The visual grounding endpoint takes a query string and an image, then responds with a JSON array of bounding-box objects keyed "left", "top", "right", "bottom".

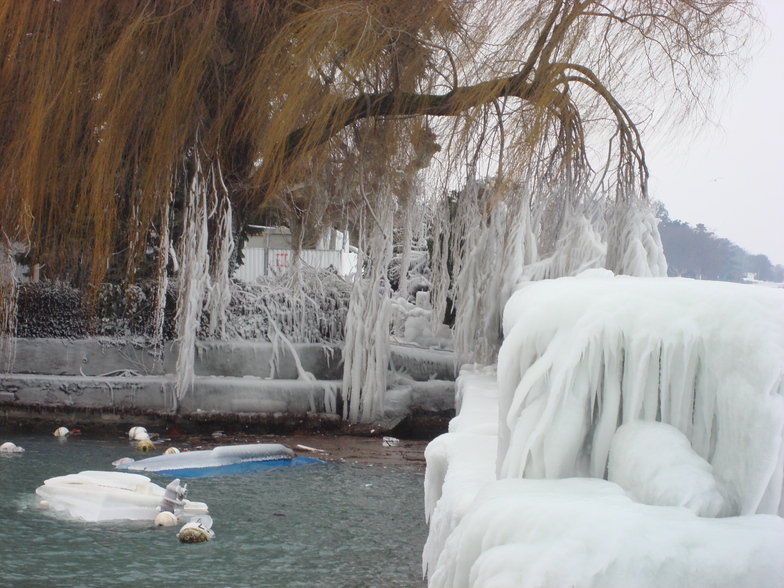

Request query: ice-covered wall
[
  {"left": 422, "top": 366, "right": 499, "bottom": 577},
  {"left": 498, "top": 272, "right": 784, "bottom": 516}
]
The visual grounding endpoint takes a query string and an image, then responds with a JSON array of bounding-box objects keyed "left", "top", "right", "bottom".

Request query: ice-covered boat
[
  {"left": 35, "top": 470, "right": 208, "bottom": 522},
  {"left": 115, "top": 443, "right": 322, "bottom": 478}
]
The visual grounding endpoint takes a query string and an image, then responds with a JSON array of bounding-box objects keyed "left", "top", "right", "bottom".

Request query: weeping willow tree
[{"left": 0, "top": 1, "right": 755, "bottom": 417}]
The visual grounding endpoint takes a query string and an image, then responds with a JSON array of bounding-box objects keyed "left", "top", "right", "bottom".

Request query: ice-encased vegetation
[{"left": 424, "top": 274, "right": 784, "bottom": 586}]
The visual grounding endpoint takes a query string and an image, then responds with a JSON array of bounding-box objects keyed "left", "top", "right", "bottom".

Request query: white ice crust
[{"left": 424, "top": 276, "right": 784, "bottom": 586}]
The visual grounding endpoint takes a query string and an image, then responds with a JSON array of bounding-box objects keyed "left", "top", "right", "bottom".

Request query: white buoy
[
  {"left": 53, "top": 427, "right": 70, "bottom": 438},
  {"left": 0, "top": 441, "right": 24, "bottom": 453},
  {"left": 154, "top": 511, "right": 178, "bottom": 527},
  {"left": 136, "top": 439, "right": 155, "bottom": 452},
  {"left": 164, "top": 447, "right": 180, "bottom": 454},
  {"left": 177, "top": 519, "right": 214, "bottom": 543},
  {"left": 128, "top": 426, "right": 149, "bottom": 441}
]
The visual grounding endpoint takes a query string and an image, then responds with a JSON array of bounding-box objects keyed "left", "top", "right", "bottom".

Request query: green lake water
[{"left": 0, "top": 435, "right": 428, "bottom": 588}]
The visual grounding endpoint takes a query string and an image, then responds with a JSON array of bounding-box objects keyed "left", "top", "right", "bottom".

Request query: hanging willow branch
[{"left": 0, "top": 0, "right": 755, "bottom": 306}]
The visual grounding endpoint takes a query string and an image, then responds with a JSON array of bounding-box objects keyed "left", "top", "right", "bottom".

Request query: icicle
[
  {"left": 173, "top": 153, "right": 211, "bottom": 400},
  {"left": 150, "top": 197, "right": 171, "bottom": 351},
  {"left": 341, "top": 193, "right": 394, "bottom": 423},
  {"left": 204, "top": 163, "right": 234, "bottom": 340},
  {"left": 605, "top": 199, "right": 667, "bottom": 277},
  {"left": 520, "top": 209, "right": 606, "bottom": 282}
]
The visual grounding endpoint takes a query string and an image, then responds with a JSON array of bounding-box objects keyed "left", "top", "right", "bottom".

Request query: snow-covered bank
[{"left": 424, "top": 275, "right": 784, "bottom": 586}]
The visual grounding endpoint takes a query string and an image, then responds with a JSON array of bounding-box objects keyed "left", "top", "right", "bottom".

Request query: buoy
[
  {"left": 164, "top": 447, "right": 180, "bottom": 455},
  {"left": 128, "top": 426, "right": 149, "bottom": 441},
  {"left": 53, "top": 427, "right": 70, "bottom": 437},
  {"left": 39, "top": 500, "right": 50, "bottom": 509},
  {"left": 154, "top": 511, "right": 178, "bottom": 527},
  {"left": 177, "top": 519, "right": 214, "bottom": 543},
  {"left": 137, "top": 439, "right": 155, "bottom": 452},
  {"left": 0, "top": 441, "right": 24, "bottom": 453}
]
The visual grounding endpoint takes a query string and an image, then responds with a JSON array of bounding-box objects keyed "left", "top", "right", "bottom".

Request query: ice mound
[
  {"left": 425, "top": 276, "right": 784, "bottom": 585},
  {"left": 498, "top": 276, "right": 784, "bottom": 516},
  {"left": 608, "top": 421, "right": 724, "bottom": 516},
  {"left": 429, "top": 478, "right": 784, "bottom": 588}
]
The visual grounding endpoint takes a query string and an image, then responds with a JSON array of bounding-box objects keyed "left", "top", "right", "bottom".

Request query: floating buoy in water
[
  {"left": 154, "top": 511, "right": 178, "bottom": 527},
  {"left": 53, "top": 427, "right": 70, "bottom": 438},
  {"left": 0, "top": 441, "right": 24, "bottom": 453},
  {"left": 177, "top": 516, "right": 214, "bottom": 543},
  {"left": 137, "top": 439, "right": 155, "bottom": 452},
  {"left": 164, "top": 447, "right": 180, "bottom": 455},
  {"left": 128, "top": 426, "right": 150, "bottom": 441}
]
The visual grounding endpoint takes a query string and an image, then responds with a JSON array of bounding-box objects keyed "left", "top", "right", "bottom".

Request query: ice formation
[
  {"left": 173, "top": 154, "right": 213, "bottom": 399},
  {"left": 608, "top": 421, "right": 724, "bottom": 517},
  {"left": 424, "top": 275, "right": 784, "bottom": 586},
  {"left": 498, "top": 273, "right": 784, "bottom": 516},
  {"left": 422, "top": 366, "right": 499, "bottom": 578},
  {"left": 429, "top": 478, "right": 784, "bottom": 588},
  {"left": 342, "top": 195, "right": 394, "bottom": 423},
  {"left": 430, "top": 177, "right": 667, "bottom": 367}
]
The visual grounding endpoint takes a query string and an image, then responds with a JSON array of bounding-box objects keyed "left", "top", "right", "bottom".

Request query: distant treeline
[{"left": 657, "top": 205, "right": 784, "bottom": 283}]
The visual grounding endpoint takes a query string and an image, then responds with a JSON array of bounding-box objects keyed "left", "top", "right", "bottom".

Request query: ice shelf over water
[{"left": 424, "top": 274, "right": 784, "bottom": 586}]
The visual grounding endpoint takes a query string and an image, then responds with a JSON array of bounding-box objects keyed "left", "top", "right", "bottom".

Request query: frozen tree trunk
[{"left": 0, "top": 241, "right": 18, "bottom": 372}]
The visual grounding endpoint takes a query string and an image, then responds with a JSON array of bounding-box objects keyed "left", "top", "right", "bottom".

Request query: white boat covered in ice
[
  {"left": 36, "top": 470, "right": 208, "bottom": 522},
  {"left": 115, "top": 443, "right": 321, "bottom": 478}
]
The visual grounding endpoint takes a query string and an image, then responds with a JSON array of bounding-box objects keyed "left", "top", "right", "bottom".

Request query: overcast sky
[{"left": 647, "top": 0, "right": 784, "bottom": 266}]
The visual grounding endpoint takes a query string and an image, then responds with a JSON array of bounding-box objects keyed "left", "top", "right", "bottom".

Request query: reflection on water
[{"left": 0, "top": 435, "right": 427, "bottom": 588}]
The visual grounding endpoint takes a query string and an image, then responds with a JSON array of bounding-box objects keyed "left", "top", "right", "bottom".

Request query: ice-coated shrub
[
  {"left": 223, "top": 268, "right": 351, "bottom": 343},
  {"left": 16, "top": 281, "right": 88, "bottom": 338},
  {"left": 14, "top": 267, "right": 350, "bottom": 345}
]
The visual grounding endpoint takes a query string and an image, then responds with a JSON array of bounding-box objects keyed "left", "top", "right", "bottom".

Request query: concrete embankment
[{"left": 0, "top": 338, "right": 455, "bottom": 438}]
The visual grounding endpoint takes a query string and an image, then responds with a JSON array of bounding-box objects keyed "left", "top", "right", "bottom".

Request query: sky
[{"left": 646, "top": 0, "right": 784, "bottom": 266}]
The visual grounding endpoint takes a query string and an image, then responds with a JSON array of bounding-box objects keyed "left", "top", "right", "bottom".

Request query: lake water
[{"left": 0, "top": 435, "right": 428, "bottom": 588}]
